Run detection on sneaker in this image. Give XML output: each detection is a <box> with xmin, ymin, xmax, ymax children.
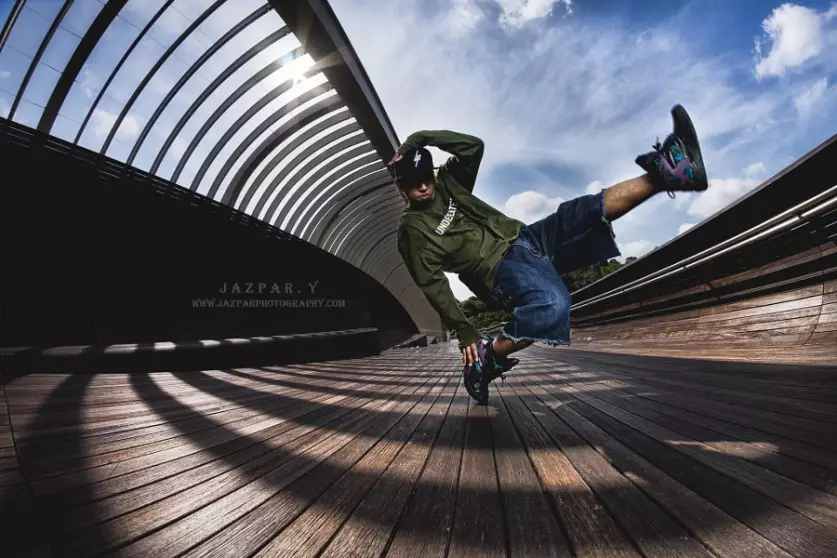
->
<box><xmin>463</xmin><ymin>336</ymin><xmax>520</xmax><ymax>405</ymax></box>
<box><xmin>482</xmin><ymin>335</ymin><xmax>519</xmax><ymax>383</ymax></box>
<box><xmin>635</xmin><ymin>104</ymin><xmax>708</xmax><ymax>198</ymax></box>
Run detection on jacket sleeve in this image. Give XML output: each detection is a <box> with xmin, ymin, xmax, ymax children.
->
<box><xmin>398</xmin><ymin>224</ymin><xmax>482</xmax><ymax>347</ymax></box>
<box><xmin>397</xmin><ymin>130</ymin><xmax>484</xmax><ymax>193</ymax></box>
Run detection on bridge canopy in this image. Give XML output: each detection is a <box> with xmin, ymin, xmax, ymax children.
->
<box><xmin>0</xmin><ymin>0</ymin><xmax>445</xmax><ymax>339</ymax></box>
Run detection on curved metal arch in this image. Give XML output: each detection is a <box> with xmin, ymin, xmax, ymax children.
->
<box><xmin>368</xmin><ymin>236</ymin><xmax>401</xmax><ymax>275</ymax></box>
<box><xmin>303</xmin><ymin>171</ymin><xmax>394</xmax><ymax>245</ymax></box>
<box><xmin>73</xmin><ymin>0</ymin><xmax>175</xmax><ymax>145</ymax></box>
<box><xmin>0</xmin><ymin>0</ymin><xmax>26</xmax><ymax>57</ymax></box>
<box><xmin>171</xmin><ymin>45</ymin><xmax>310</xmax><ymax>185</ymax></box>
<box><xmin>340</xmin><ymin>201</ymin><xmax>401</xmax><ymax>262</ymax></box>
<box><xmin>38</xmin><ymin>0</ymin><xmax>128</xmax><ymax>134</ymax></box>
<box><xmin>278</xmin><ymin>160</ymin><xmax>382</xmax><ymax>236</ymax></box>
<box><xmin>380</xmin><ymin>261</ymin><xmax>414</xmax><ymax>299</ymax></box>
<box><xmin>221</xmin><ymin>84</ymin><xmax>336</xmax><ymax>207</ymax></box>
<box><xmin>126</xmin><ymin>2</ymin><xmax>274</xmax><ymax>166</ymax></box>
<box><xmin>332</xmin><ymin>203</ymin><xmax>401</xmax><ymax>263</ymax></box>
<box><xmin>258</xmin><ymin>139</ymin><xmax>373</xmax><ymax>225</ymax></box>
<box><xmin>324</xmin><ymin>195</ymin><xmax>400</xmax><ymax>258</ymax></box>
<box><xmin>328</xmin><ymin>209</ymin><xmax>383</xmax><ymax>258</ymax></box>
<box><xmin>268</xmin><ymin>148</ymin><xmax>380</xmax><ymax>229</ymax></box>
<box><xmin>288</xmin><ymin>165</ymin><xmax>377</xmax><ymax>242</ymax></box>
<box><xmin>380</xmin><ymin>259</ymin><xmax>406</xmax><ymax>289</ymax></box>
<box><xmin>8</xmin><ymin>0</ymin><xmax>73</xmax><ymax>121</ymax></box>
<box><xmin>247</xmin><ymin>128</ymin><xmax>367</xmax><ymax>220</ymax></box>
<box><xmin>396</xmin><ymin>277</ymin><xmax>420</xmax><ymax>303</ymax></box>
<box><xmin>99</xmin><ymin>0</ymin><xmax>227</xmax><ymax>156</ymax></box>
<box><xmin>340</xmin><ymin>201</ymin><xmax>403</xmax><ymax>257</ymax></box>
<box><xmin>266</xmin><ymin>149</ymin><xmax>380</xmax><ymax>232</ymax></box>
<box><xmin>356</xmin><ymin>233</ymin><xmax>394</xmax><ymax>273</ymax></box>
<box><xmin>342</xmin><ymin>210</ymin><xmax>401</xmax><ymax>267</ymax></box>
<box><xmin>292</xmin><ymin>167</ymin><xmax>390</xmax><ymax>240</ymax></box>
<box><xmin>246</xmin><ymin>122</ymin><xmax>363</xmax><ymax>217</ymax></box>
<box><xmin>404</xmin><ymin>293</ymin><xmax>442</xmax><ymax>329</ymax></box>
<box><xmin>216</xmin><ymin>91</ymin><xmax>344</xmax><ymax>204</ymax></box>
<box><xmin>148</xmin><ymin>26</ymin><xmax>293</xmax><ymax>177</ymax></box>
<box><xmin>298</xmin><ymin>169</ymin><xmax>390</xmax><ymax>242</ymax></box>
<box><xmin>320</xmin><ymin>189</ymin><xmax>400</xmax><ymax>253</ymax></box>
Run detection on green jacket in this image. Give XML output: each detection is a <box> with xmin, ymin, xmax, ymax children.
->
<box><xmin>396</xmin><ymin>130</ymin><xmax>525</xmax><ymax>347</ymax></box>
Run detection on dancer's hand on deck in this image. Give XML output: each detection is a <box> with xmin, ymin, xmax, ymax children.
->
<box><xmin>461</xmin><ymin>342</ymin><xmax>478</xmax><ymax>366</ymax></box>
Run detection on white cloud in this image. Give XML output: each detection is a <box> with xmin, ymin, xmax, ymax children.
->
<box><xmin>744</xmin><ymin>161</ymin><xmax>767</xmax><ymax>178</ymax></box>
<box><xmin>327</xmin><ymin>0</ymin><xmax>831</xmax><ymax>306</ymax></box>
<box><xmin>496</xmin><ymin>0</ymin><xmax>572</xmax><ymax>28</ymax></box>
<box><xmin>445</xmin><ymin>0</ymin><xmax>485</xmax><ymax>35</ymax></box>
<box><xmin>619</xmin><ymin>239</ymin><xmax>654</xmax><ymax>260</ymax></box>
<box><xmin>330</xmin><ymin>0</ymin><xmax>788</xmax><ymax>205</ymax></box>
<box><xmin>504</xmin><ymin>190</ymin><xmax>563</xmax><ymax>222</ymax></box>
<box><xmin>793</xmin><ymin>76</ymin><xmax>829</xmax><ymax>118</ymax></box>
<box><xmin>678</xmin><ymin>222</ymin><xmax>695</xmax><ymax>235</ymax></box>
<box><xmin>92</xmin><ymin>109</ymin><xmax>140</xmax><ymax>141</ymax></box>
<box><xmin>687</xmin><ymin>178</ymin><xmax>760</xmax><ymax>219</ymax></box>
<box><xmin>585</xmin><ymin>180</ymin><xmax>605</xmax><ymax>195</ymax></box>
<box><xmin>754</xmin><ymin>3</ymin><xmax>834</xmax><ymax>78</ymax></box>
<box><xmin>0</xmin><ymin>70</ymin><xmax>9</xmax><ymax>79</ymax></box>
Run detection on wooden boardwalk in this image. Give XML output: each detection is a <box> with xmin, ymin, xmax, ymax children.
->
<box><xmin>2</xmin><ymin>344</ymin><xmax>837</xmax><ymax>557</ymax></box>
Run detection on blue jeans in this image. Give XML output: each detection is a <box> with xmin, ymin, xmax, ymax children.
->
<box><xmin>489</xmin><ymin>192</ymin><xmax>620</xmax><ymax>346</ymax></box>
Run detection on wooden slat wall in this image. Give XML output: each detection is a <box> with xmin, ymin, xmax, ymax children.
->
<box><xmin>569</xmin><ymin>243</ymin><xmax>837</xmax><ymax>363</ymax></box>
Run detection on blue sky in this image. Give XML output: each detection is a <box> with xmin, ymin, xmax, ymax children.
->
<box><xmin>1</xmin><ymin>0</ymin><xmax>835</xmax><ymax>303</ymax></box>
<box><xmin>329</xmin><ymin>0</ymin><xmax>837</xmax><ymax>300</ymax></box>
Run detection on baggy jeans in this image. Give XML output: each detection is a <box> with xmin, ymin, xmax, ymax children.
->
<box><xmin>489</xmin><ymin>192</ymin><xmax>620</xmax><ymax>346</ymax></box>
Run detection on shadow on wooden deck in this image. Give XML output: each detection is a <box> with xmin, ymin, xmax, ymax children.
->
<box><xmin>2</xmin><ymin>344</ymin><xmax>836</xmax><ymax>557</ymax></box>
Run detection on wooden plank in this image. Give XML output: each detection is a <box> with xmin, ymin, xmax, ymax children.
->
<box><xmin>576</xmin><ymin>376</ymin><xmax>837</xmax><ymax>497</ymax></box>
<box><xmin>56</xmin><ymin>392</ymin><xmax>378</xmax><ymax>527</ymax></box>
<box><xmin>562</xmin><ymin>364</ymin><xmax>837</xmax><ymax>450</ymax></box>
<box><xmin>0</xmin><ymin>467</ymin><xmax>24</xmax><ymax>487</ymax></box>
<box><xmin>190</xmin><ymin>372</ymin><xmax>453</xmax><ymax>558</ymax></box>
<box><xmin>704</xmin><ymin>286</ymin><xmax>823</xmax><ymax>315</ymax></box>
<box><xmin>636</xmin><ymin>370</ymin><xmax>837</xmax><ymax>404</ymax></box>
<box><xmin>496</xmin><ymin>382</ymin><xmax>641</xmax><ymax>558</ymax></box>
<box><xmin>53</xmin><ymin>358</ymin><xmax>438</xmax><ymax>533</ymax></box>
<box><xmin>446</xmin><ymin>400</ymin><xmax>506</xmax><ymax>558</ymax></box>
<box><xmin>9</xmin><ymin>364</ymin><xmax>401</xmax><ymax>430</ymax></box>
<box><xmin>382</xmin><ymin>377</ymin><xmax>470</xmax><ymax>557</ymax></box>
<box><xmin>608</xmin><ymin>373</ymin><xmax>837</xmax><ymax>424</ymax></box>
<box><xmin>488</xmin><ymin>380</ymin><xmax>572</xmax><ymax>557</ymax></box>
<box><xmin>818</xmin><ymin>311</ymin><xmax>837</xmax><ymax>324</ymax></box>
<box><xmin>808</xmin><ymin>331</ymin><xmax>837</xmax><ymax>344</ymax></box>
<box><xmin>60</xmin><ymin>370</ymin><xmax>435</xmax><ymax>557</ymax></box>
<box><xmin>549</xmin><ymin>377</ymin><xmax>837</xmax><ymax>531</ymax></box>
<box><xmin>23</xmin><ymin>378</ymin><xmax>378</xmax><ymax>481</ymax></box>
<box><xmin>191</xmin><ymin>372</ymin><xmax>456</xmax><ymax>558</ymax></box>
<box><xmin>15</xmin><ymin>365</ymin><xmax>400</xmax><ymax>453</ymax></box>
<box><xmin>0</xmin><ymin>429</ymin><xmax>12</xmax><ymax>449</ymax></box>
<box><xmin>532</xmin><ymin>372</ymin><xmax>837</xmax><ymax>556</ymax></box>
<box><xmin>30</xmin><ymin>391</ymin><xmax>404</xmax><ymax>498</ymax></box>
<box><xmin>318</xmin><ymin>370</ymin><xmax>461</xmax><ymax>558</ymax></box>
<box><xmin>595</xmin><ymin>377</ymin><xmax>837</xmax><ymax>473</ymax></box>
<box><xmin>516</xmin><ymin>374</ymin><xmax>794</xmax><ymax>558</ymax></box>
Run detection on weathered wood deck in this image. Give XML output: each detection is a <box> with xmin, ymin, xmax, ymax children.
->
<box><xmin>2</xmin><ymin>344</ymin><xmax>837</xmax><ymax>557</ymax></box>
